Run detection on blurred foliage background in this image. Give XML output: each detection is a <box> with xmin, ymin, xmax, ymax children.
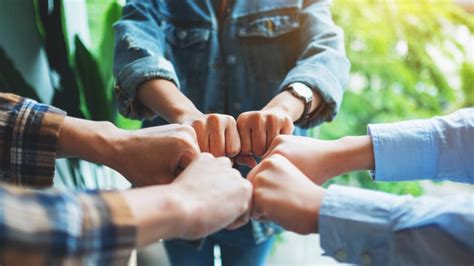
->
<box><xmin>319</xmin><ymin>0</ymin><xmax>474</xmax><ymax>196</ymax></box>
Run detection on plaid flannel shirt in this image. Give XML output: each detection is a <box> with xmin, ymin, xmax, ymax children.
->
<box><xmin>0</xmin><ymin>93</ymin><xmax>136</xmax><ymax>265</ymax></box>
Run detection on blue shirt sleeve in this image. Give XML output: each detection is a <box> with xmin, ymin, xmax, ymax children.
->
<box><xmin>368</xmin><ymin>108</ymin><xmax>474</xmax><ymax>183</ymax></box>
<box><xmin>319</xmin><ymin>185</ymin><xmax>474</xmax><ymax>265</ymax></box>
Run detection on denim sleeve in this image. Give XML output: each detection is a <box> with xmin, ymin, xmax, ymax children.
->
<box><xmin>368</xmin><ymin>108</ymin><xmax>474</xmax><ymax>184</ymax></box>
<box><xmin>279</xmin><ymin>0</ymin><xmax>351</xmax><ymax>128</ymax></box>
<box><xmin>113</xmin><ymin>0</ymin><xmax>180</xmax><ymax>120</ymax></box>
<box><xmin>319</xmin><ymin>185</ymin><xmax>474</xmax><ymax>265</ymax></box>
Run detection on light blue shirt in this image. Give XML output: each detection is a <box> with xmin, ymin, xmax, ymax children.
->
<box><xmin>319</xmin><ymin>108</ymin><xmax>474</xmax><ymax>265</ymax></box>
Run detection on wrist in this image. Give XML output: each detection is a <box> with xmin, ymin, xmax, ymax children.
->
<box><xmin>57</xmin><ymin>117</ymin><xmax>122</xmax><ymax>166</ymax></box>
<box><xmin>336</xmin><ymin>135</ymin><xmax>375</xmax><ymax>173</ymax></box>
<box><xmin>263</xmin><ymin>90</ymin><xmax>303</xmax><ymax>121</ymax></box>
<box><xmin>298</xmin><ymin>184</ymin><xmax>326</xmax><ymax>234</ymax></box>
<box><xmin>173</xmin><ymin>107</ymin><xmax>204</xmax><ymax>125</ymax></box>
<box><xmin>122</xmin><ymin>185</ymin><xmax>184</xmax><ymax>246</ymax></box>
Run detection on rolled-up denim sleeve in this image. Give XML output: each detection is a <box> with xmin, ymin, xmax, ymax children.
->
<box><xmin>113</xmin><ymin>0</ymin><xmax>179</xmax><ymax>120</ymax></box>
<box><xmin>368</xmin><ymin>108</ymin><xmax>474</xmax><ymax>183</ymax></box>
<box><xmin>279</xmin><ymin>0</ymin><xmax>351</xmax><ymax>128</ymax></box>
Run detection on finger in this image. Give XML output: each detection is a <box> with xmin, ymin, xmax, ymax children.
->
<box><xmin>216</xmin><ymin>156</ymin><xmax>233</xmax><ymax>168</ymax></box>
<box><xmin>238</xmin><ymin>118</ymin><xmax>252</xmax><ymax>154</ymax></box>
<box><xmin>209</xmin><ymin>128</ymin><xmax>225</xmax><ymax>157</ymax></box>
<box><xmin>266</xmin><ymin>117</ymin><xmax>280</xmax><ymax>151</ymax></box>
<box><xmin>234</xmin><ymin>154</ymin><xmax>257</xmax><ymax>168</ymax></box>
<box><xmin>226</xmin><ymin>210</ymin><xmax>250</xmax><ymax>230</ymax></box>
<box><xmin>177</xmin><ymin>150</ymin><xmax>197</xmax><ymax>171</ymax></box>
<box><xmin>192</xmin><ymin>121</ymin><xmax>209</xmax><ymax>153</ymax></box>
<box><xmin>225</xmin><ymin>123</ymin><xmax>241</xmax><ymax>157</ymax></box>
<box><xmin>252</xmin><ymin>120</ymin><xmax>267</xmax><ymax>156</ymax></box>
<box><xmin>280</xmin><ymin>118</ymin><xmax>294</xmax><ymax>135</ymax></box>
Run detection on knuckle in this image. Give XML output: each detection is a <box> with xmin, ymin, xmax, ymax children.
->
<box><xmin>201</xmin><ymin>152</ymin><xmax>215</xmax><ymax>160</ymax></box>
<box><xmin>273</xmin><ymin>135</ymin><xmax>287</xmax><ymax>145</ymax></box>
<box><xmin>217</xmin><ymin>156</ymin><xmax>232</xmax><ymax>166</ymax></box>
<box><xmin>179</xmin><ymin>125</ymin><xmax>197</xmax><ymax>139</ymax></box>
<box><xmin>241</xmin><ymin>180</ymin><xmax>253</xmax><ymax>194</ymax></box>
<box><xmin>191</xmin><ymin>119</ymin><xmax>205</xmax><ymax>130</ymax></box>
<box><xmin>207</xmin><ymin>113</ymin><xmax>221</xmax><ymax>125</ymax></box>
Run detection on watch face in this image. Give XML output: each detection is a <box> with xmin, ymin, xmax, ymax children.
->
<box><xmin>292</xmin><ymin>83</ymin><xmax>313</xmax><ymax>100</ymax></box>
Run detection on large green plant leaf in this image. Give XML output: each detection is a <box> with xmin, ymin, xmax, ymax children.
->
<box><xmin>74</xmin><ymin>36</ymin><xmax>114</xmax><ymax>122</ymax></box>
<box><xmin>33</xmin><ymin>0</ymin><xmax>84</xmax><ymax>117</ymax></box>
<box><xmin>99</xmin><ymin>2</ymin><xmax>122</xmax><ymax>98</ymax></box>
<box><xmin>0</xmin><ymin>47</ymin><xmax>40</xmax><ymax>100</ymax></box>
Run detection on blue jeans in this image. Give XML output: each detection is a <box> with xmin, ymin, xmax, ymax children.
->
<box><xmin>164</xmin><ymin>222</ymin><xmax>275</xmax><ymax>266</ymax></box>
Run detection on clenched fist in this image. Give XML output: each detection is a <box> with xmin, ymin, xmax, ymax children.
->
<box><xmin>182</xmin><ymin>113</ymin><xmax>241</xmax><ymax>158</ymax></box>
<box><xmin>171</xmin><ymin>153</ymin><xmax>253</xmax><ymax>239</ymax></box>
<box><xmin>237</xmin><ymin>108</ymin><xmax>294</xmax><ymax>157</ymax></box>
<box><xmin>248</xmin><ymin>154</ymin><xmax>325</xmax><ymax>235</ymax></box>
<box><xmin>112</xmin><ymin>124</ymin><xmax>200</xmax><ymax>186</ymax></box>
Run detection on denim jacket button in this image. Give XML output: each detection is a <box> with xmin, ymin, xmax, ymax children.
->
<box><xmin>226</xmin><ymin>55</ymin><xmax>237</xmax><ymax>65</ymax></box>
<box><xmin>177</xmin><ymin>30</ymin><xmax>188</xmax><ymax>40</ymax></box>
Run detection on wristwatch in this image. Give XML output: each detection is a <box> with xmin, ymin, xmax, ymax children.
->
<box><xmin>285</xmin><ymin>82</ymin><xmax>313</xmax><ymax>124</ymax></box>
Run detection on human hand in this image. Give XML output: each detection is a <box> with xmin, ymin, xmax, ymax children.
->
<box><xmin>170</xmin><ymin>153</ymin><xmax>252</xmax><ymax>239</ymax></box>
<box><xmin>237</xmin><ymin>108</ymin><xmax>294</xmax><ymax>157</ymax></box>
<box><xmin>264</xmin><ymin>135</ymin><xmax>374</xmax><ymax>185</ymax></box>
<box><xmin>57</xmin><ymin>117</ymin><xmax>200</xmax><ymax>186</ymax></box>
<box><xmin>112</xmin><ymin>124</ymin><xmax>200</xmax><ymax>186</ymax></box>
<box><xmin>178</xmin><ymin>112</ymin><xmax>241</xmax><ymax>158</ymax></box>
<box><xmin>247</xmin><ymin>154</ymin><xmax>325</xmax><ymax>234</ymax></box>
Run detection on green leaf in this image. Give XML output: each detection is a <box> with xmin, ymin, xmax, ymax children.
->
<box><xmin>74</xmin><ymin>35</ymin><xmax>114</xmax><ymax>121</ymax></box>
<box><xmin>0</xmin><ymin>47</ymin><xmax>40</xmax><ymax>101</ymax></box>
<box><xmin>99</xmin><ymin>2</ymin><xmax>122</xmax><ymax>100</ymax></box>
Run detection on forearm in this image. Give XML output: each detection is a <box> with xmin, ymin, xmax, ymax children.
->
<box><xmin>137</xmin><ymin>79</ymin><xmax>201</xmax><ymax>123</ymax></box>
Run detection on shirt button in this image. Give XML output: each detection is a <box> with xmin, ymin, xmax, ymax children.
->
<box><xmin>361</xmin><ymin>253</ymin><xmax>372</xmax><ymax>266</ymax></box>
<box><xmin>226</xmin><ymin>55</ymin><xmax>237</xmax><ymax>65</ymax></box>
<box><xmin>335</xmin><ymin>249</ymin><xmax>348</xmax><ymax>261</ymax></box>
<box><xmin>177</xmin><ymin>30</ymin><xmax>188</xmax><ymax>40</ymax></box>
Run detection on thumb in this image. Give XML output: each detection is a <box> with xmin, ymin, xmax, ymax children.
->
<box><xmin>234</xmin><ymin>154</ymin><xmax>258</xmax><ymax>168</ymax></box>
<box><xmin>175</xmin><ymin>150</ymin><xmax>198</xmax><ymax>176</ymax></box>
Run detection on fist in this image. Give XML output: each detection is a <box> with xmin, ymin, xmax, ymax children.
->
<box><xmin>183</xmin><ymin>113</ymin><xmax>241</xmax><ymax>157</ymax></box>
<box><xmin>265</xmin><ymin>135</ymin><xmax>341</xmax><ymax>185</ymax></box>
<box><xmin>237</xmin><ymin>109</ymin><xmax>294</xmax><ymax>157</ymax></box>
<box><xmin>172</xmin><ymin>153</ymin><xmax>253</xmax><ymax>239</ymax></box>
<box><xmin>248</xmin><ymin>154</ymin><xmax>325</xmax><ymax>235</ymax></box>
<box><xmin>114</xmin><ymin>124</ymin><xmax>200</xmax><ymax>186</ymax></box>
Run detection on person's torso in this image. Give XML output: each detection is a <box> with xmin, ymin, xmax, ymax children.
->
<box><xmin>151</xmin><ymin>0</ymin><xmax>306</xmax><ymax>118</ymax></box>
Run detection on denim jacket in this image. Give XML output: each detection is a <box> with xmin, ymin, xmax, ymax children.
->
<box><xmin>113</xmin><ymin>0</ymin><xmax>350</xmax><ymax>129</ymax></box>
<box><xmin>113</xmin><ymin>0</ymin><xmax>350</xmax><ymax>244</ymax></box>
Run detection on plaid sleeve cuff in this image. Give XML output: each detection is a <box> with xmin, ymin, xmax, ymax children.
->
<box><xmin>0</xmin><ymin>93</ymin><xmax>66</xmax><ymax>188</ymax></box>
<box><xmin>0</xmin><ymin>183</ymin><xmax>136</xmax><ymax>262</ymax></box>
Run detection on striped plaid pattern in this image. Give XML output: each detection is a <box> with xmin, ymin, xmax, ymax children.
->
<box><xmin>0</xmin><ymin>93</ymin><xmax>65</xmax><ymax>188</ymax></box>
<box><xmin>0</xmin><ymin>183</ymin><xmax>136</xmax><ymax>265</ymax></box>
<box><xmin>0</xmin><ymin>93</ymin><xmax>137</xmax><ymax>264</ymax></box>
